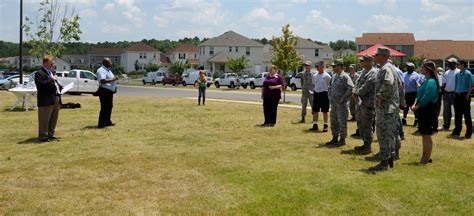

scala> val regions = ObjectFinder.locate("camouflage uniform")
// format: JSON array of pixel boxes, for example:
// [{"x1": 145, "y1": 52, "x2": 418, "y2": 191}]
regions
[
  {"x1": 329, "y1": 71, "x2": 354, "y2": 139},
  {"x1": 375, "y1": 61, "x2": 400, "y2": 161},
  {"x1": 353, "y1": 67, "x2": 378, "y2": 146},
  {"x1": 349, "y1": 72, "x2": 361, "y2": 119},
  {"x1": 300, "y1": 71, "x2": 314, "y2": 118}
]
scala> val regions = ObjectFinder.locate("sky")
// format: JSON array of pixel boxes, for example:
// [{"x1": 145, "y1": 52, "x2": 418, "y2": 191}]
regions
[{"x1": 1, "y1": 0, "x2": 473, "y2": 43}]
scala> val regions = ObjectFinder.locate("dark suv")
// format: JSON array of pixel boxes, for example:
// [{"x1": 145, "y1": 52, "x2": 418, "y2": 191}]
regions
[{"x1": 162, "y1": 74, "x2": 183, "y2": 86}]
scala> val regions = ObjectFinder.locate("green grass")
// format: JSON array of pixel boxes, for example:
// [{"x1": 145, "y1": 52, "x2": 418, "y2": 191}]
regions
[{"x1": 0, "y1": 92, "x2": 473, "y2": 214}]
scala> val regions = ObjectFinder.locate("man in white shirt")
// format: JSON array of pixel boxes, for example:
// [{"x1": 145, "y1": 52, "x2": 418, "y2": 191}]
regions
[
  {"x1": 96, "y1": 58, "x2": 118, "y2": 128},
  {"x1": 440, "y1": 58, "x2": 459, "y2": 130},
  {"x1": 309, "y1": 61, "x2": 331, "y2": 132}
]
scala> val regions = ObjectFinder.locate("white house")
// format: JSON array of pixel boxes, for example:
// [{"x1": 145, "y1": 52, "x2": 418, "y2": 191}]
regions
[
  {"x1": 121, "y1": 42, "x2": 161, "y2": 72},
  {"x1": 199, "y1": 31, "x2": 265, "y2": 74},
  {"x1": 168, "y1": 44, "x2": 200, "y2": 68}
]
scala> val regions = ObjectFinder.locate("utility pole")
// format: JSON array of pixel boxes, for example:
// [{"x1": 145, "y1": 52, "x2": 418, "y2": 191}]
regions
[{"x1": 19, "y1": 0, "x2": 23, "y2": 84}]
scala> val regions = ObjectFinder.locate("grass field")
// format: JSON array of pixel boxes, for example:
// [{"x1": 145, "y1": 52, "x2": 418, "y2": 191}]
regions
[{"x1": 0, "y1": 92, "x2": 473, "y2": 214}]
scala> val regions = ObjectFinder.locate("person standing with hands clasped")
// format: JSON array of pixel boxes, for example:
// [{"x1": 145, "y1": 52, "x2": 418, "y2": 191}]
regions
[
  {"x1": 451, "y1": 60, "x2": 473, "y2": 139},
  {"x1": 96, "y1": 58, "x2": 118, "y2": 128},
  {"x1": 260, "y1": 64, "x2": 284, "y2": 127},
  {"x1": 35, "y1": 55, "x2": 62, "y2": 142},
  {"x1": 197, "y1": 66, "x2": 207, "y2": 106},
  {"x1": 411, "y1": 61, "x2": 439, "y2": 164}
]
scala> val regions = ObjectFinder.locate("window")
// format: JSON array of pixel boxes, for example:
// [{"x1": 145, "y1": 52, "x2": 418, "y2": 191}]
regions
[
  {"x1": 143, "y1": 53, "x2": 147, "y2": 59},
  {"x1": 79, "y1": 59, "x2": 85, "y2": 63},
  {"x1": 63, "y1": 66, "x2": 66, "y2": 70},
  {"x1": 314, "y1": 49, "x2": 319, "y2": 57},
  {"x1": 92, "y1": 57, "x2": 96, "y2": 62},
  {"x1": 80, "y1": 71, "x2": 95, "y2": 80},
  {"x1": 179, "y1": 53, "x2": 186, "y2": 59},
  {"x1": 246, "y1": 47, "x2": 250, "y2": 56},
  {"x1": 114, "y1": 56, "x2": 118, "y2": 62},
  {"x1": 235, "y1": 47, "x2": 239, "y2": 52},
  {"x1": 194, "y1": 54, "x2": 197, "y2": 58},
  {"x1": 360, "y1": 45, "x2": 367, "y2": 51},
  {"x1": 209, "y1": 47, "x2": 214, "y2": 55},
  {"x1": 396, "y1": 45, "x2": 402, "y2": 52},
  {"x1": 139, "y1": 53, "x2": 143, "y2": 59},
  {"x1": 69, "y1": 59, "x2": 74, "y2": 63},
  {"x1": 154, "y1": 53, "x2": 156, "y2": 58},
  {"x1": 68, "y1": 71, "x2": 77, "y2": 78},
  {"x1": 229, "y1": 47, "x2": 232, "y2": 52}
]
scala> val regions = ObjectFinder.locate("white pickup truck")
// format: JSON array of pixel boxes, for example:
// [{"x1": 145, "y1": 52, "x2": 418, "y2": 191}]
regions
[
  {"x1": 214, "y1": 73, "x2": 241, "y2": 89},
  {"x1": 248, "y1": 72, "x2": 268, "y2": 89},
  {"x1": 57, "y1": 69, "x2": 99, "y2": 95}
]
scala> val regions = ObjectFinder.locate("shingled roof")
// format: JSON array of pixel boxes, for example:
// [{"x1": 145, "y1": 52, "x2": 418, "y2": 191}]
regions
[
  {"x1": 171, "y1": 44, "x2": 199, "y2": 53},
  {"x1": 200, "y1": 31, "x2": 263, "y2": 47},
  {"x1": 356, "y1": 33, "x2": 415, "y2": 45},
  {"x1": 90, "y1": 48, "x2": 123, "y2": 55},
  {"x1": 124, "y1": 42, "x2": 159, "y2": 52},
  {"x1": 415, "y1": 40, "x2": 474, "y2": 60}
]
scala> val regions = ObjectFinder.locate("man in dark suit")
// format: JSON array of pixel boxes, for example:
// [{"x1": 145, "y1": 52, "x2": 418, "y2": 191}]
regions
[{"x1": 35, "y1": 55, "x2": 62, "y2": 142}]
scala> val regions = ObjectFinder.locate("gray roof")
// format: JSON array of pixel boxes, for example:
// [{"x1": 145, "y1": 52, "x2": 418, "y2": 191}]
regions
[
  {"x1": 200, "y1": 31, "x2": 264, "y2": 47},
  {"x1": 295, "y1": 37, "x2": 326, "y2": 49}
]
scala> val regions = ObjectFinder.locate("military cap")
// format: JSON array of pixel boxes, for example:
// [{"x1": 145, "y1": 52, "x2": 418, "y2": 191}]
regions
[
  {"x1": 447, "y1": 57, "x2": 457, "y2": 63},
  {"x1": 304, "y1": 61, "x2": 312, "y2": 66},
  {"x1": 405, "y1": 62, "x2": 415, "y2": 67},
  {"x1": 375, "y1": 47, "x2": 391, "y2": 56},
  {"x1": 358, "y1": 55, "x2": 374, "y2": 62},
  {"x1": 331, "y1": 59, "x2": 343, "y2": 66}
]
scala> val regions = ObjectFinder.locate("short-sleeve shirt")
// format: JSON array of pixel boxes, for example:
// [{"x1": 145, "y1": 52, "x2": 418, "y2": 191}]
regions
[
  {"x1": 301, "y1": 71, "x2": 314, "y2": 90},
  {"x1": 444, "y1": 68, "x2": 459, "y2": 92},
  {"x1": 96, "y1": 66, "x2": 116, "y2": 92},
  {"x1": 312, "y1": 72, "x2": 331, "y2": 93},
  {"x1": 403, "y1": 71, "x2": 420, "y2": 93},
  {"x1": 262, "y1": 74, "x2": 284, "y2": 99},
  {"x1": 455, "y1": 69, "x2": 473, "y2": 93}
]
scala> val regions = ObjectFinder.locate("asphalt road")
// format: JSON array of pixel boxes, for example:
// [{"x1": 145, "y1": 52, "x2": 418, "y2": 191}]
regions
[{"x1": 115, "y1": 85, "x2": 474, "y2": 117}]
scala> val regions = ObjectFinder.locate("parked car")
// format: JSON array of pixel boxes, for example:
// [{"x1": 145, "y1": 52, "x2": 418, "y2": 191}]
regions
[
  {"x1": 289, "y1": 72, "x2": 303, "y2": 91},
  {"x1": 182, "y1": 70, "x2": 213, "y2": 87},
  {"x1": 214, "y1": 73, "x2": 241, "y2": 89},
  {"x1": 0, "y1": 75, "x2": 30, "y2": 90},
  {"x1": 162, "y1": 74, "x2": 183, "y2": 86},
  {"x1": 143, "y1": 71, "x2": 166, "y2": 85},
  {"x1": 56, "y1": 71, "x2": 69, "y2": 77},
  {"x1": 248, "y1": 72, "x2": 268, "y2": 89},
  {"x1": 56, "y1": 69, "x2": 99, "y2": 94}
]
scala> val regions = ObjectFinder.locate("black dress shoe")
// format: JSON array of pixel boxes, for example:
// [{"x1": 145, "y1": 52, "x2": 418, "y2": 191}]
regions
[
  {"x1": 48, "y1": 136, "x2": 60, "y2": 140},
  {"x1": 38, "y1": 138, "x2": 49, "y2": 142},
  {"x1": 106, "y1": 123, "x2": 116, "y2": 127}
]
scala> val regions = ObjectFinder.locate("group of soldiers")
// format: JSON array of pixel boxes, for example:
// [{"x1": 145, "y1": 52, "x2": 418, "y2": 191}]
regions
[{"x1": 298, "y1": 47, "x2": 404, "y2": 172}]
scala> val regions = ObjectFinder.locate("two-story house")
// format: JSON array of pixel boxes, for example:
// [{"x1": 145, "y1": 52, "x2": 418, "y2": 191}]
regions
[
  {"x1": 61, "y1": 54, "x2": 90, "y2": 70},
  {"x1": 168, "y1": 44, "x2": 199, "y2": 69},
  {"x1": 415, "y1": 40, "x2": 474, "y2": 69},
  {"x1": 121, "y1": 42, "x2": 161, "y2": 72},
  {"x1": 355, "y1": 33, "x2": 415, "y2": 61},
  {"x1": 89, "y1": 48, "x2": 123, "y2": 68},
  {"x1": 199, "y1": 31, "x2": 264, "y2": 74}
]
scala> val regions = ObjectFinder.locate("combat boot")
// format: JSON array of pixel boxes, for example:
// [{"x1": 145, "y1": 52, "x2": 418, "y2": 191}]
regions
[
  {"x1": 298, "y1": 116, "x2": 305, "y2": 123},
  {"x1": 322, "y1": 124, "x2": 329, "y2": 132},
  {"x1": 368, "y1": 160, "x2": 389, "y2": 172},
  {"x1": 394, "y1": 149, "x2": 400, "y2": 161},
  {"x1": 334, "y1": 137, "x2": 346, "y2": 147},
  {"x1": 356, "y1": 142, "x2": 372, "y2": 155},
  {"x1": 351, "y1": 129, "x2": 360, "y2": 137},
  {"x1": 309, "y1": 124, "x2": 318, "y2": 131},
  {"x1": 325, "y1": 136, "x2": 338, "y2": 146}
]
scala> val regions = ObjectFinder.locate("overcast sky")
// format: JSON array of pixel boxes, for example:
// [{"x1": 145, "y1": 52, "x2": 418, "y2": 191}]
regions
[{"x1": 1, "y1": 0, "x2": 473, "y2": 43}]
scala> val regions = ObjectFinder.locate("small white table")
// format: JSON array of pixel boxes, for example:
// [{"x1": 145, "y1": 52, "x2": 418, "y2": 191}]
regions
[{"x1": 8, "y1": 87, "x2": 37, "y2": 111}]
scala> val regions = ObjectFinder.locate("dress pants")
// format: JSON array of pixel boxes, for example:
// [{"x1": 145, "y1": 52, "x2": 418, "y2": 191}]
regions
[
  {"x1": 263, "y1": 97, "x2": 279, "y2": 125},
  {"x1": 98, "y1": 88, "x2": 114, "y2": 127},
  {"x1": 38, "y1": 97, "x2": 60, "y2": 139},
  {"x1": 453, "y1": 92, "x2": 472, "y2": 137}
]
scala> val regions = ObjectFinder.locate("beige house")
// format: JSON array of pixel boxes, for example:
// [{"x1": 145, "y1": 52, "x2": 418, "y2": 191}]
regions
[
  {"x1": 199, "y1": 31, "x2": 265, "y2": 74},
  {"x1": 168, "y1": 44, "x2": 199, "y2": 68},
  {"x1": 121, "y1": 42, "x2": 161, "y2": 72}
]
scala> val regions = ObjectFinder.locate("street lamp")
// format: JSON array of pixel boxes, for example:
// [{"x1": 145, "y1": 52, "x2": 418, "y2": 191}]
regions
[{"x1": 19, "y1": 0, "x2": 23, "y2": 84}]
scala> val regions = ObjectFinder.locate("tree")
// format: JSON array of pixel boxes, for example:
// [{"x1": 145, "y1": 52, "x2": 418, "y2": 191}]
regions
[
  {"x1": 227, "y1": 55, "x2": 249, "y2": 75},
  {"x1": 341, "y1": 54, "x2": 359, "y2": 71},
  {"x1": 271, "y1": 24, "x2": 303, "y2": 102},
  {"x1": 407, "y1": 55, "x2": 425, "y2": 69},
  {"x1": 146, "y1": 63, "x2": 160, "y2": 72},
  {"x1": 23, "y1": 0, "x2": 82, "y2": 59},
  {"x1": 134, "y1": 60, "x2": 140, "y2": 71},
  {"x1": 169, "y1": 61, "x2": 189, "y2": 75},
  {"x1": 329, "y1": 40, "x2": 356, "y2": 51}
]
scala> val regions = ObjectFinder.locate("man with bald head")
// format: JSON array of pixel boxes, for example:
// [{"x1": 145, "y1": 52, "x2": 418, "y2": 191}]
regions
[{"x1": 96, "y1": 58, "x2": 118, "y2": 128}]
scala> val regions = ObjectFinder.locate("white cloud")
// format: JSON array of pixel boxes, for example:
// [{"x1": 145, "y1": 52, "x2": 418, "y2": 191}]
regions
[
  {"x1": 422, "y1": 14, "x2": 451, "y2": 26},
  {"x1": 153, "y1": 16, "x2": 168, "y2": 28},
  {"x1": 103, "y1": 3, "x2": 114, "y2": 12},
  {"x1": 115, "y1": 0, "x2": 144, "y2": 27},
  {"x1": 101, "y1": 21, "x2": 130, "y2": 33},
  {"x1": 157, "y1": 0, "x2": 226, "y2": 26},
  {"x1": 370, "y1": 15, "x2": 408, "y2": 32},
  {"x1": 357, "y1": 0, "x2": 382, "y2": 5},
  {"x1": 244, "y1": 8, "x2": 284, "y2": 22},
  {"x1": 357, "y1": 0, "x2": 397, "y2": 9},
  {"x1": 306, "y1": 10, "x2": 355, "y2": 33},
  {"x1": 420, "y1": 0, "x2": 444, "y2": 12}
]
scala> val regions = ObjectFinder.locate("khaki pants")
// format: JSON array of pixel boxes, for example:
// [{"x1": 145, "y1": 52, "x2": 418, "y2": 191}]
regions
[{"x1": 38, "y1": 98, "x2": 60, "y2": 139}]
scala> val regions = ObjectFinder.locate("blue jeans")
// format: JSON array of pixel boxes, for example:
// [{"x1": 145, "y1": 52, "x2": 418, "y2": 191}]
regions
[{"x1": 198, "y1": 87, "x2": 206, "y2": 105}]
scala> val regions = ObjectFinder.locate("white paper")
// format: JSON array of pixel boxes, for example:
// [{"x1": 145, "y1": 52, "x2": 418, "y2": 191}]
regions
[{"x1": 60, "y1": 82, "x2": 74, "y2": 94}]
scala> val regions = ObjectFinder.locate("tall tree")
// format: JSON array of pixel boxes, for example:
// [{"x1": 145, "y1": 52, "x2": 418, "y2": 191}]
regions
[
  {"x1": 23, "y1": 0, "x2": 82, "y2": 59},
  {"x1": 227, "y1": 55, "x2": 249, "y2": 76},
  {"x1": 169, "y1": 61, "x2": 190, "y2": 75},
  {"x1": 329, "y1": 40, "x2": 356, "y2": 51},
  {"x1": 271, "y1": 24, "x2": 303, "y2": 102}
]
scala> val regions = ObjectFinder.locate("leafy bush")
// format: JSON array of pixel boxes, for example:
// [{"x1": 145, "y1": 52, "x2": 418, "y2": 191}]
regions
[{"x1": 146, "y1": 63, "x2": 160, "y2": 72}]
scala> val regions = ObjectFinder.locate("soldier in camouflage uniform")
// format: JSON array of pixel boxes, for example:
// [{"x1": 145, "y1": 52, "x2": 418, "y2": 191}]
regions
[
  {"x1": 352, "y1": 55, "x2": 378, "y2": 155},
  {"x1": 325, "y1": 59, "x2": 354, "y2": 147},
  {"x1": 369, "y1": 47, "x2": 400, "y2": 172},
  {"x1": 299, "y1": 61, "x2": 314, "y2": 123},
  {"x1": 348, "y1": 64, "x2": 360, "y2": 121}
]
